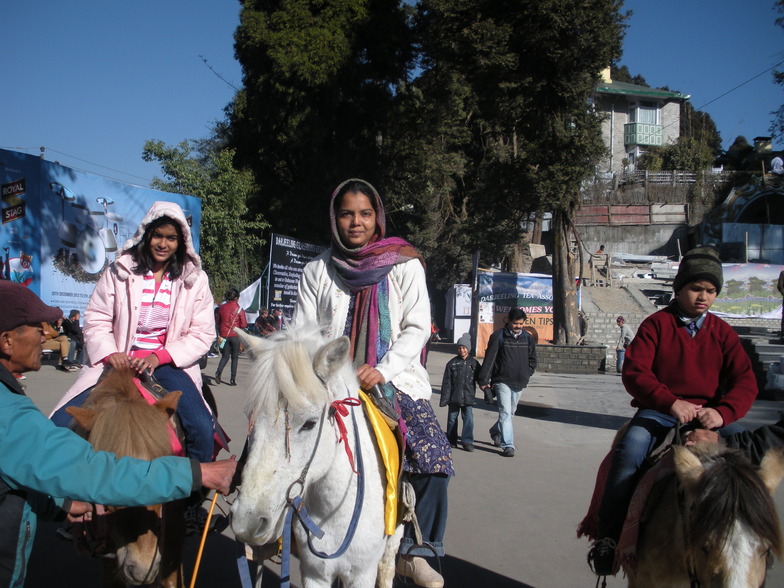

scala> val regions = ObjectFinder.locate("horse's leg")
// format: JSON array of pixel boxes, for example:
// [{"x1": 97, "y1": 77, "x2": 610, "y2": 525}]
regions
[{"x1": 376, "y1": 526, "x2": 404, "y2": 588}]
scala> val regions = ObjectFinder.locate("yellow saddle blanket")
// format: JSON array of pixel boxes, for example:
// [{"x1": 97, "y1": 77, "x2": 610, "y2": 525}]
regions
[{"x1": 358, "y1": 389, "x2": 403, "y2": 535}]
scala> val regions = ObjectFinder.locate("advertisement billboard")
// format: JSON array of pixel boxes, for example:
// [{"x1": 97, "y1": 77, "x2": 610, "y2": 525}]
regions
[
  {"x1": 267, "y1": 233, "x2": 327, "y2": 319},
  {"x1": 476, "y1": 270, "x2": 553, "y2": 356},
  {"x1": 0, "y1": 148, "x2": 201, "y2": 313}
]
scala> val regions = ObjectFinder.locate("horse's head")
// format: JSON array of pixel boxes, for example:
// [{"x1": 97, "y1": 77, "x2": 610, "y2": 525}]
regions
[
  {"x1": 230, "y1": 326, "x2": 356, "y2": 546},
  {"x1": 66, "y1": 368, "x2": 183, "y2": 585},
  {"x1": 674, "y1": 444, "x2": 784, "y2": 588}
]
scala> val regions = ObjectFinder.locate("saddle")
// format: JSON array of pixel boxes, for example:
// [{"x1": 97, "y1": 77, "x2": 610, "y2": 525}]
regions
[{"x1": 358, "y1": 389, "x2": 406, "y2": 536}]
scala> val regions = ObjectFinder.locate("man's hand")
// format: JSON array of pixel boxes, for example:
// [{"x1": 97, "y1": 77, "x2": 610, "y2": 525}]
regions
[
  {"x1": 684, "y1": 428, "x2": 721, "y2": 447},
  {"x1": 669, "y1": 399, "x2": 700, "y2": 424},
  {"x1": 696, "y1": 407, "x2": 724, "y2": 430},
  {"x1": 200, "y1": 456, "x2": 238, "y2": 495}
]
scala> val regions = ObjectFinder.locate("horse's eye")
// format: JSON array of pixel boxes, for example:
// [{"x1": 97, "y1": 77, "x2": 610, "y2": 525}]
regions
[{"x1": 300, "y1": 419, "x2": 318, "y2": 432}]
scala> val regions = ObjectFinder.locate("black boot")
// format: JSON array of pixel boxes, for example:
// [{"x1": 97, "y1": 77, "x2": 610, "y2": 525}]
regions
[{"x1": 214, "y1": 372, "x2": 221, "y2": 384}]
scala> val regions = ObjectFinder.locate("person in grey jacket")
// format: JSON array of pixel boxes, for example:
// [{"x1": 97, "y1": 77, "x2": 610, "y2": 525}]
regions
[
  {"x1": 477, "y1": 308, "x2": 537, "y2": 457},
  {"x1": 0, "y1": 281, "x2": 236, "y2": 587},
  {"x1": 615, "y1": 315, "x2": 635, "y2": 373},
  {"x1": 440, "y1": 334, "x2": 480, "y2": 452}
]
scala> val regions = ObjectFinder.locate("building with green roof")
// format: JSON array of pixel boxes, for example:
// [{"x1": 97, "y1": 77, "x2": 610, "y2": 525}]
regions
[{"x1": 593, "y1": 68, "x2": 690, "y2": 176}]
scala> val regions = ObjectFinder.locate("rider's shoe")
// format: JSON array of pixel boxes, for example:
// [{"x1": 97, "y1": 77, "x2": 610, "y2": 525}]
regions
[
  {"x1": 396, "y1": 556, "x2": 444, "y2": 588},
  {"x1": 587, "y1": 537, "x2": 617, "y2": 576},
  {"x1": 184, "y1": 505, "x2": 229, "y2": 536}
]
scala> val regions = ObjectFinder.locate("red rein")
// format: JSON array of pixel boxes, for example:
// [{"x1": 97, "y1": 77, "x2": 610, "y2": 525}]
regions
[{"x1": 330, "y1": 398, "x2": 362, "y2": 474}]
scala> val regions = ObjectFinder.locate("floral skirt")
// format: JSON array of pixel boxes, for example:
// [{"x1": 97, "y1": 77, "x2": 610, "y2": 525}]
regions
[{"x1": 396, "y1": 390, "x2": 455, "y2": 476}]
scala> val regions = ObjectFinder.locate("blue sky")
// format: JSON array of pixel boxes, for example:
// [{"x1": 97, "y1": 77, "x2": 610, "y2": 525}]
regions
[{"x1": 2, "y1": 1, "x2": 782, "y2": 188}]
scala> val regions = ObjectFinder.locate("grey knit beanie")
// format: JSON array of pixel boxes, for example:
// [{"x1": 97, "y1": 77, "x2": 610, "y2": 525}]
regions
[
  {"x1": 456, "y1": 333, "x2": 472, "y2": 350},
  {"x1": 673, "y1": 246, "x2": 723, "y2": 294}
]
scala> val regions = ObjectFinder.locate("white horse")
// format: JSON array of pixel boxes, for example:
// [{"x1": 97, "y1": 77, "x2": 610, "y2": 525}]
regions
[{"x1": 231, "y1": 326, "x2": 403, "y2": 588}]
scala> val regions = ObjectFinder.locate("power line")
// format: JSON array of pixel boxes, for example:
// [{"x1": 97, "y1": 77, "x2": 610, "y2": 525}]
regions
[
  {"x1": 1, "y1": 145, "x2": 154, "y2": 186},
  {"x1": 694, "y1": 58, "x2": 784, "y2": 113},
  {"x1": 199, "y1": 54, "x2": 240, "y2": 91}
]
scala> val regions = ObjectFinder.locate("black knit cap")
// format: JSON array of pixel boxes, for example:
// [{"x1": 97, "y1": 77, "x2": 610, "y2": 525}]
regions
[{"x1": 673, "y1": 246, "x2": 723, "y2": 294}]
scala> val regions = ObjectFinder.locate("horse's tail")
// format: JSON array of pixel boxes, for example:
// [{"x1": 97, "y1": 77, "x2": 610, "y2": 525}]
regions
[{"x1": 376, "y1": 526, "x2": 404, "y2": 588}]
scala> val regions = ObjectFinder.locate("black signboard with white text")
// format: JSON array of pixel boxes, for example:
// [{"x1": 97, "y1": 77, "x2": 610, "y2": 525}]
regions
[{"x1": 267, "y1": 233, "x2": 327, "y2": 319}]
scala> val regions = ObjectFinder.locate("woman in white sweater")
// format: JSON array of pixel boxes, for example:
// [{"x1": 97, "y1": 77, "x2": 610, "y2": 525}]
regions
[{"x1": 294, "y1": 179, "x2": 452, "y2": 588}]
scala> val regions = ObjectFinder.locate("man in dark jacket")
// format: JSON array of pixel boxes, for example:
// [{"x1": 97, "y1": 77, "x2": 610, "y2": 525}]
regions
[
  {"x1": 477, "y1": 308, "x2": 537, "y2": 457},
  {"x1": 440, "y1": 333, "x2": 480, "y2": 452},
  {"x1": 61, "y1": 309, "x2": 84, "y2": 366}
]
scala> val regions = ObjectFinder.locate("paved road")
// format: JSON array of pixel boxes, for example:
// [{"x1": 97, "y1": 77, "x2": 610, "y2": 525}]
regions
[{"x1": 20, "y1": 344, "x2": 784, "y2": 587}]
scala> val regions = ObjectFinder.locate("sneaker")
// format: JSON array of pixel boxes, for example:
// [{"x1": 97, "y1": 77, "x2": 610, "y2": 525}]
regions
[
  {"x1": 587, "y1": 537, "x2": 617, "y2": 576},
  {"x1": 502, "y1": 447, "x2": 515, "y2": 457},
  {"x1": 462, "y1": 443, "x2": 475, "y2": 452},
  {"x1": 396, "y1": 556, "x2": 444, "y2": 588},
  {"x1": 184, "y1": 505, "x2": 229, "y2": 536},
  {"x1": 55, "y1": 364, "x2": 71, "y2": 372},
  {"x1": 14, "y1": 373, "x2": 26, "y2": 380},
  {"x1": 490, "y1": 432, "x2": 502, "y2": 447},
  {"x1": 207, "y1": 353, "x2": 218, "y2": 358}
]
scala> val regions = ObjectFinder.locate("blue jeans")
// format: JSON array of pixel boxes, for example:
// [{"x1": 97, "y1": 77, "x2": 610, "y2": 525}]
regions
[
  {"x1": 598, "y1": 408, "x2": 745, "y2": 540},
  {"x1": 400, "y1": 473, "x2": 449, "y2": 557},
  {"x1": 489, "y1": 383, "x2": 522, "y2": 449},
  {"x1": 615, "y1": 349, "x2": 625, "y2": 373},
  {"x1": 445, "y1": 405, "x2": 474, "y2": 446},
  {"x1": 51, "y1": 365, "x2": 216, "y2": 463}
]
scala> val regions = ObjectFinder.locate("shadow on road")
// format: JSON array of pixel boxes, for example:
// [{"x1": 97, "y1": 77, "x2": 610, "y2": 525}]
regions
[{"x1": 517, "y1": 402, "x2": 629, "y2": 431}]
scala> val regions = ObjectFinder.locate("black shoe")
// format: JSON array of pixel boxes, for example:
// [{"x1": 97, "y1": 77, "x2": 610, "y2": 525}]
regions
[
  {"x1": 229, "y1": 380, "x2": 236, "y2": 386},
  {"x1": 502, "y1": 447, "x2": 515, "y2": 457},
  {"x1": 214, "y1": 373, "x2": 221, "y2": 385},
  {"x1": 462, "y1": 443, "x2": 475, "y2": 452},
  {"x1": 491, "y1": 432, "x2": 502, "y2": 447},
  {"x1": 587, "y1": 537, "x2": 617, "y2": 576},
  {"x1": 184, "y1": 505, "x2": 229, "y2": 536},
  {"x1": 55, "y1": 364, "x2": 71, "y2": 372}
]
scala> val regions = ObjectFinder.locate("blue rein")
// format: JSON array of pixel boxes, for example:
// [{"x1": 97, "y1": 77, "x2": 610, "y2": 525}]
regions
[{"x1": 279, "y1": 399, "x2": 365, "y2": 588}]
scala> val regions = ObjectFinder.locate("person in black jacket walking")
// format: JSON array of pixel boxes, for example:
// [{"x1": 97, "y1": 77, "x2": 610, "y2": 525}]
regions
[
  {"x1": 440, "y1": 333, "x2": 480, "y2": 452},
  {"x1": 477, "y1": 308, "x2": 537, "y2": 457}
]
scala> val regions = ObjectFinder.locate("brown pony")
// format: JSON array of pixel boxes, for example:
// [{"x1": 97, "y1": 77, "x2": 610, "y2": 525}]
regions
[
  {"x1": 67, "y1": 368, "x2": 186, "y2": 588},
  {"x1": 629, "y1": 444, "x2": 784, "y2": 588}
]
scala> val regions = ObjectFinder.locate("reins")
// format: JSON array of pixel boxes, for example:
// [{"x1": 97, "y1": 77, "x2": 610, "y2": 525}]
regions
[{"x1": 277, "y1": 392, "x2": 366, "y2": 588}]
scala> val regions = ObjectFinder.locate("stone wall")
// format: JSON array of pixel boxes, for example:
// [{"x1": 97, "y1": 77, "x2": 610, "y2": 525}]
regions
[
  {"x1": 536, "y1": 344, "x2": 608, "y2": 374},
  {"x1": 583, "y1": 311, "x2": 649, "y2": 372}
]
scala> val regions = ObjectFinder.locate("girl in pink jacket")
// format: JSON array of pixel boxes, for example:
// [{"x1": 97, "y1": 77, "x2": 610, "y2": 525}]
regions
[{"x1": 50, "y1": 202, "x2": 217, "y2": 467}]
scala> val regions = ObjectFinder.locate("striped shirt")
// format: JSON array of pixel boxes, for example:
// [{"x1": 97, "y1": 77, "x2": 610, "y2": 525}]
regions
[{"x1": 133, "y1": 272, "x2": 174, "y2": 350}]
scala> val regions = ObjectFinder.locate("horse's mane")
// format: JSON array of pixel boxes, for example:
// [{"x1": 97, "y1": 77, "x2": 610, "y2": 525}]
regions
[
  {"x1": 688, "y1": 447, "x2": 782, "y2": 559},
  {"x1": 243, "y1": 324, "x2": 355, "y2": 419},
  {"x1": 82, "y1": 368, "x2": 173, "y2": 459}
]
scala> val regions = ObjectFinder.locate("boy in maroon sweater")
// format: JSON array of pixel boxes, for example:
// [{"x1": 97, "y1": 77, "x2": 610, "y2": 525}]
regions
[{"x1": 587, "y1": 246, "x2": 757, "y2": 576}]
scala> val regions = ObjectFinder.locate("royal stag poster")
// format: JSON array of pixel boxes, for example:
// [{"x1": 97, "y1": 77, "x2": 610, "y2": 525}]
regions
[{"x1": 0, "y1": 148, "x2": 201, "y2": 313}]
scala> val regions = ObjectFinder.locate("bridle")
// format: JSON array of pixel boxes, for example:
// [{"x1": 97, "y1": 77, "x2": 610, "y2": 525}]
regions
[{"x1": 274, "y1": 388, "x2": 366, "y2": 588}]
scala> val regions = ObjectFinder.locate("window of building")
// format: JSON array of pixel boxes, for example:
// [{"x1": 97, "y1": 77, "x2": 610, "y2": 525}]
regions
[{"x1": 631, "y1": 101, "x2": 659, "y2": 125}]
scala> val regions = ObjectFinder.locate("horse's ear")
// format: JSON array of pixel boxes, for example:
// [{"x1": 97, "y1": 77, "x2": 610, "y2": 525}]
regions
[
  {"x1": 673, "y1": 445, "x2": 704, "y2": 492},
  {"x1": 759, "y1": 447, "x2": 784, "y2": 494},
  {"x1": 155, "y1": 390, "x2": 182, "y2": 418},
  {"x1": 66, "y1": 406, "x2": 96, "y2": 431},
  {"x1": 236, "y1": 329, "x2": 264, "y2": 358},
  {"x1": 313, "y1": 336, "x2": 350, "y2": 381}
]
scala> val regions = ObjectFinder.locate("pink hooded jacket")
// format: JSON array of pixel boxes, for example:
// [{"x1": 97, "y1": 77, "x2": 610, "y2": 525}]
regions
[{"x1": 51, "y1": 201, "x2": 215, "y2": 415}]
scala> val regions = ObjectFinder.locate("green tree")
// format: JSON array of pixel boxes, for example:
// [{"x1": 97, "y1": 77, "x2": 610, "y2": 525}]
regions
[
  {"x1": 393, "y1": 0, "x2": 626, "y2": 342},
  {"x1": 228, "y1": 0, "x2": 411, "y2": 241},
  {"x1": 770, "y1": 0, "x2": 784, "y2": 140},
  {"x1": 142, "y1": 140, "x2": 268, "y2": 298}
]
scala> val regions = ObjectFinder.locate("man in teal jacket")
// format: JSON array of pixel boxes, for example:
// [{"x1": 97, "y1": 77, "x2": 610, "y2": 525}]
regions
[{"x1": 0, "y1": 281, "x2": 237, "y2": 587}]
